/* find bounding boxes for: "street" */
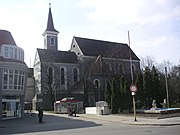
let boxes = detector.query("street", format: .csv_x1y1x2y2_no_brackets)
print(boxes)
0,113,180,135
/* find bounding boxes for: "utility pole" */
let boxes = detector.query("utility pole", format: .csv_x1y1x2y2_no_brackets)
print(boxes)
128,31,137,121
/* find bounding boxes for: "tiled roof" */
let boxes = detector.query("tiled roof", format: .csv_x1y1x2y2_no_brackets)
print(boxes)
37,49,78,63
0,30,17,46
74,37,139,60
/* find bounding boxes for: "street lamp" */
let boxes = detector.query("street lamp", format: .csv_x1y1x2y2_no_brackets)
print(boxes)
165,67,170,108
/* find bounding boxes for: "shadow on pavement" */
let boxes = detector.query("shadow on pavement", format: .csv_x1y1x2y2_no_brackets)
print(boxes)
0,113,102,134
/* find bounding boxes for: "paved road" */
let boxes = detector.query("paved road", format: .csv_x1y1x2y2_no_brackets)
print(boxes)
0,113,180,135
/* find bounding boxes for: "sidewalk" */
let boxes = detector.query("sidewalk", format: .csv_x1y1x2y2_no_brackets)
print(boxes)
1,112,180,128
76,113,180,126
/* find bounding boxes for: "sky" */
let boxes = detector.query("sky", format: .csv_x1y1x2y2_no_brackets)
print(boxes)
0,0,180,67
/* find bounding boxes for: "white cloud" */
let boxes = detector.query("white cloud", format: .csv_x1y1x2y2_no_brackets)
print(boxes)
78,0,180,25
78,0,142,25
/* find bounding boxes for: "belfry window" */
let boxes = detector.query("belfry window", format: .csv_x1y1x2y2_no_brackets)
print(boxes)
50,37,55,45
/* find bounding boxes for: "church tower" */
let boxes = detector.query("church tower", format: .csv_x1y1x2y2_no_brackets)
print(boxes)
43,3,59,50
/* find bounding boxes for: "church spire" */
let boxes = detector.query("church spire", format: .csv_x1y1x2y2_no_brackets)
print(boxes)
43,2,59,51
44,2,59,33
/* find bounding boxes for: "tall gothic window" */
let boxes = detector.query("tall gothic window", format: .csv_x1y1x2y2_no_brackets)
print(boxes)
60,68,65,85
73,68,78,83
48,67,53,84
94,79,100,88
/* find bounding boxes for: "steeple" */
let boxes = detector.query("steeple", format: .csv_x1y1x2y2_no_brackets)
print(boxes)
43,2,59,51
45,3,59,33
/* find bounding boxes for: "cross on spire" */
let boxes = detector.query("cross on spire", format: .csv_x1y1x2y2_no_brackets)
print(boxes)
49,0,51,8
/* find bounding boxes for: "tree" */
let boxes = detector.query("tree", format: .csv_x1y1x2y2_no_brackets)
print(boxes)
168,64,180,104
104,81,112,109
143,67,153,108
41,65,59,110
119,75,129,112
151,66,162,107
78,57,98,107
111,78,119,114
135,71,144,109
140,56,157,70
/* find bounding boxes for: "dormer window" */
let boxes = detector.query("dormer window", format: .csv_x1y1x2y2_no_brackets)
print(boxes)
50,37,55,45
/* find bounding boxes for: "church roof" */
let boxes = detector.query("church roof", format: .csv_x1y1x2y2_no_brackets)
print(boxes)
74,37,140,60
0,30,17,46
37,49,78,63
44,5,59,33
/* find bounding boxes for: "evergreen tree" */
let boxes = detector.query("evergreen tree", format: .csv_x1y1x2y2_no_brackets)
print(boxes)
151,66,162,107
135,71,144,109
105,81,112,109
143,67,153,108
168,64,180,104
122,78,130,111
111,78,119,114
119,75,128,112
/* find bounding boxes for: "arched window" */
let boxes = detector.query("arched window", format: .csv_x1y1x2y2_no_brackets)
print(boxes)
73,68,78,83
94,79,100,88
48,67,53,84
50,37,54,45
60,67,65,85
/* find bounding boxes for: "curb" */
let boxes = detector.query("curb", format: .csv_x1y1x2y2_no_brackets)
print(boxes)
130,123,180,126
79,114,180,126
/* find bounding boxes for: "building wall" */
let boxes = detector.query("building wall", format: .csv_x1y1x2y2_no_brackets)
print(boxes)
25,78,35,102
0,67,2,119
35,62,83,110
79,56,140,107
0,61,28,119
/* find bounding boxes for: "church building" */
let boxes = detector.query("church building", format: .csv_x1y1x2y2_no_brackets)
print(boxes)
33,3,140,110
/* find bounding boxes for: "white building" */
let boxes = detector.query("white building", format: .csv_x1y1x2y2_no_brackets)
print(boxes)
0,30,28,120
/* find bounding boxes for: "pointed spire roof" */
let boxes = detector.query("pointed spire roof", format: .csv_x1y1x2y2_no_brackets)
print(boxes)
44,3,59,33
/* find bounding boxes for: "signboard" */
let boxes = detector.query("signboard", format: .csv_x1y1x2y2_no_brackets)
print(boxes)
130,84,138,93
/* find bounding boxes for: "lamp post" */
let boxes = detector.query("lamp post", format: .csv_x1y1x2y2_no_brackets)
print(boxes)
165,67,170,108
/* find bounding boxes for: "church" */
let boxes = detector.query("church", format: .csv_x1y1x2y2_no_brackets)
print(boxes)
33,4,140,110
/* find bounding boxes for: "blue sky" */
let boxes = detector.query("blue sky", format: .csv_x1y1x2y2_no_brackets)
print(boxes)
0,0,179,67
